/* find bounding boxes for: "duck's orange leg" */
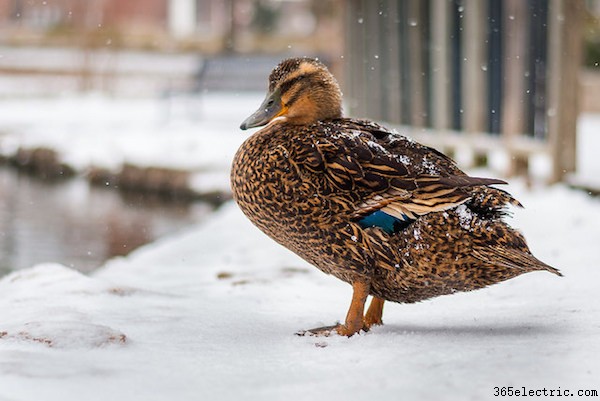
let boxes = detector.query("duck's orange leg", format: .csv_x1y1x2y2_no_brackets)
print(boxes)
299,280,370,337
335,280,370,336
364,297,384,328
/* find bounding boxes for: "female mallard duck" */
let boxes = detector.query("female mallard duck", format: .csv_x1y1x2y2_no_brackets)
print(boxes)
231,57,560,337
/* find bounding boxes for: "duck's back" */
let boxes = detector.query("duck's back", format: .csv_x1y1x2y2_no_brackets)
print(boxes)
231,118,458,251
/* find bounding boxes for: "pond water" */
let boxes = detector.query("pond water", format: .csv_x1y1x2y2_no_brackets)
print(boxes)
0,166,215,277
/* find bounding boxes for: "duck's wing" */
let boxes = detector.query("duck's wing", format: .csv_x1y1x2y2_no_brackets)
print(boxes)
295,119,505,222
355,174,506,222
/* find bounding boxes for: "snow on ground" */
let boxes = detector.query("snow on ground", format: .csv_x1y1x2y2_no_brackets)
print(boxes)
0,91,599,399
0,184,599,401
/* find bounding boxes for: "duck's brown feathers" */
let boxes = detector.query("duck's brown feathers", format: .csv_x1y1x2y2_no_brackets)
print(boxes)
231,117,559,304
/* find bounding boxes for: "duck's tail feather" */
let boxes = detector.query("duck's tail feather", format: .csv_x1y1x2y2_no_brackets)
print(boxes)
472,247,562,277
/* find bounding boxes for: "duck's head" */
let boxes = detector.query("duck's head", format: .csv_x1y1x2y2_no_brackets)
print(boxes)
240,57,343,130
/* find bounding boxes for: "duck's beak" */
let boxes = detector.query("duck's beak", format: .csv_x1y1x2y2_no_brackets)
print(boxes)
240,90,285,130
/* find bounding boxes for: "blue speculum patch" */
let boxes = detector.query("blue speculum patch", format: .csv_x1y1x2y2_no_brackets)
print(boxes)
357,210,413,234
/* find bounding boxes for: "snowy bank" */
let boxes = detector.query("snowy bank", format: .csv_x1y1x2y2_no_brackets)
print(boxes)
1,181,599,401
0,92,262,196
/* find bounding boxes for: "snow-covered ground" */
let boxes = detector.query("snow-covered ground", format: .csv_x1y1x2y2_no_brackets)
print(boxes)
0,185,599,401
0,92,599,400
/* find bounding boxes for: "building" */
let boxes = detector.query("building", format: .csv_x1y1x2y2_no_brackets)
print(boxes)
343,0,584,183
0,0,340,53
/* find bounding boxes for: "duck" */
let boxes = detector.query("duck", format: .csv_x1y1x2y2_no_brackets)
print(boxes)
231,57,561,337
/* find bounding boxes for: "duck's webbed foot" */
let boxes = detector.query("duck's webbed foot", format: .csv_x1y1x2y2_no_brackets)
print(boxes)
296,321,368,337
296,324,344,337
296,281,374,337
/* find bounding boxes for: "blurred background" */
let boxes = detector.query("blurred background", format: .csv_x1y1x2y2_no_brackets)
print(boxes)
0,0,599,276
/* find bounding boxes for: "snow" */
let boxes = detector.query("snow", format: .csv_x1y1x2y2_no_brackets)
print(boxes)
0,92,261,194
0,90,599,399
1,187,599,400
422,157,440,175
455,204,474,230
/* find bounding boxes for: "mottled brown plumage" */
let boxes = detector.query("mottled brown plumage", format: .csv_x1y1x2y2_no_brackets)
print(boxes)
231,57,560,337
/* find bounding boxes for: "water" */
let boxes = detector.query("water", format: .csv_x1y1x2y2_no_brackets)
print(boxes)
0,167,215,277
